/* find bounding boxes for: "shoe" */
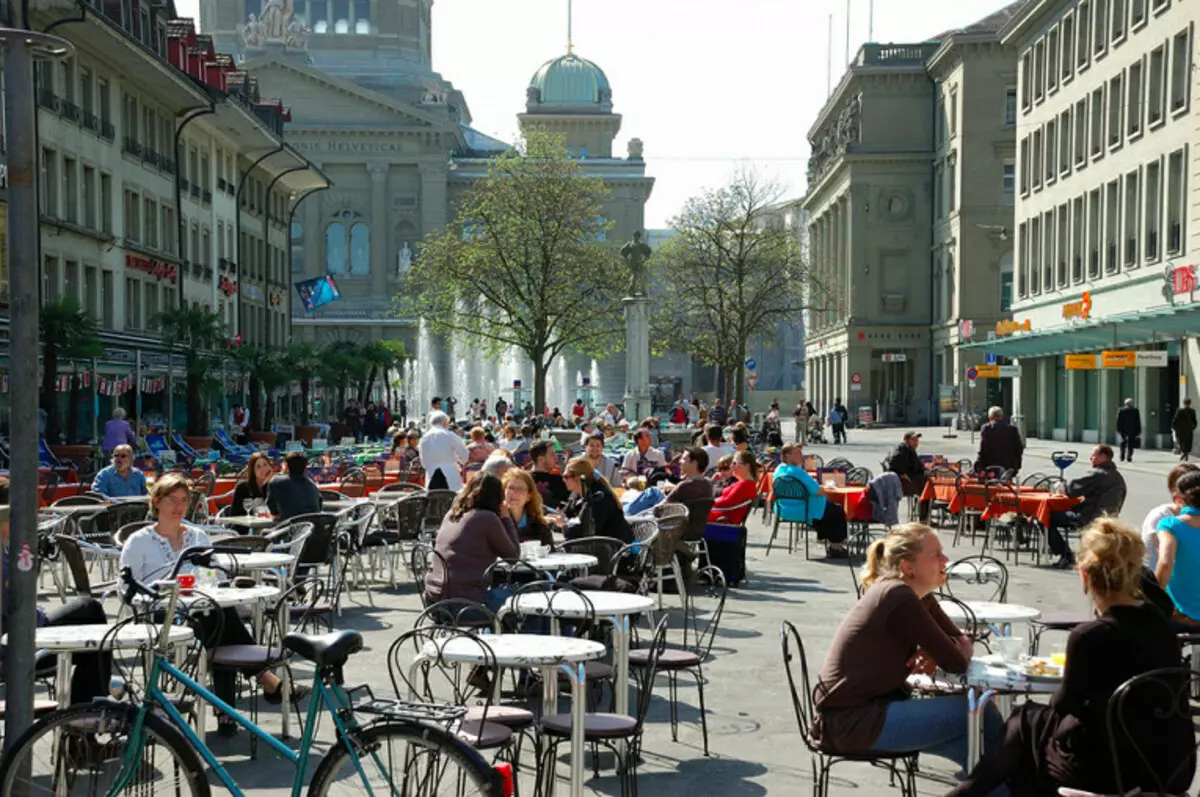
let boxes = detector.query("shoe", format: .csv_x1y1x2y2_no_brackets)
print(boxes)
217,716,238,737
263,684,310,706
1052,554,1075,570
825,547,849,560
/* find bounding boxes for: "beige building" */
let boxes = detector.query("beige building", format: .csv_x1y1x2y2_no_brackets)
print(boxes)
204,1,653,407
803,3,1024,424
970,0,1198,448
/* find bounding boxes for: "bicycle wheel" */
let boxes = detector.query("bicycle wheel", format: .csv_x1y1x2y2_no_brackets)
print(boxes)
308,720,501,797
0,701,210,797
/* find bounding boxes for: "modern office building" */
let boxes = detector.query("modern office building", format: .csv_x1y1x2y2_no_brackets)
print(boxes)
968,0,1197,448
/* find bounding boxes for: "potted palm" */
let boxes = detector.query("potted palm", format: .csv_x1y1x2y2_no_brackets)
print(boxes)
286,341,321,444
40,297,104,461
153,306,224,450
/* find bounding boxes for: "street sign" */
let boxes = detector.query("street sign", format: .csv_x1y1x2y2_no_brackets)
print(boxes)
986,353,998,365
744,357,757,372
968,380,977,389
965,366,979,380
881,353,907,363
958,319,974,339
1101,350,1137,368
975,365,1001,378
998,365,1022,378
850,372,862,384
1137,350,1168,367
1065,354,1098,370
849,382,862,391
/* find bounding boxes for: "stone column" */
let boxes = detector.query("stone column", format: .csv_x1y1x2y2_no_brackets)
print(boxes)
1097,369,1119,444
1037,357,1056,439
1066,370,1084,441
367,162,389,296
623,296,652,422
418,163,452,398
304,188,322,279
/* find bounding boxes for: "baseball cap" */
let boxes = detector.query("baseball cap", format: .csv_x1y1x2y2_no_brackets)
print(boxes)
903,431,922,441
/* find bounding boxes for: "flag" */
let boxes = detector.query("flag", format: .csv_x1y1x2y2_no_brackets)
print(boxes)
295,275,341,311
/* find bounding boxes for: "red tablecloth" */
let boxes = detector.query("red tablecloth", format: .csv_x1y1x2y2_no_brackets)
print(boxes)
919,481,1044,515
823,486,872,521
980,491,1082,528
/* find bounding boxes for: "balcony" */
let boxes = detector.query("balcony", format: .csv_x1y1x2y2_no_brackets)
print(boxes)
37,89,59,111
856,43,940,66
217,178,228,193
203,266,213,282
122,137,143,158
141,149,159,168
180,177,190,193
189,184,200,200
202,189,212,205
161,158,175,176
100,121,115,141
82,111,99,131
60,100,80,123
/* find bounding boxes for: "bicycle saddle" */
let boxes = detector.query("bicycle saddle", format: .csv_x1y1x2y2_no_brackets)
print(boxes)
283,630,364,668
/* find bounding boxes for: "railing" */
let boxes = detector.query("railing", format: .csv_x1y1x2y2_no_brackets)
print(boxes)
180,177,190,193
100,121,115,141
857,43,939,66
217,178,228,193
202,189,212,204
60,100,80,123
82,110,99,131
37,89,59,111
122,137,143,157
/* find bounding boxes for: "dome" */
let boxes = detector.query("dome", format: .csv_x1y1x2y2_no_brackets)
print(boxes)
528,53,612,108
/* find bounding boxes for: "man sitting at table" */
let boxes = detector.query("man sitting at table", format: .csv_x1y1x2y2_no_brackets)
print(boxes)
621,429,667,481
773,443,848,558
529,440,569,509
701,424,732,469
664,447,714,505
885,431,929,521
1046,444,1127,569
91,444,149,498
267,451,322,521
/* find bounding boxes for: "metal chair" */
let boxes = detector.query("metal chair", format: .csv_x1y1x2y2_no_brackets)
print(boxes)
423,489,458,537
943,554,1009,602
768,475,815,558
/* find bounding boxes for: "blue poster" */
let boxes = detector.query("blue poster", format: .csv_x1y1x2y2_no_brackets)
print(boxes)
295,275,342,311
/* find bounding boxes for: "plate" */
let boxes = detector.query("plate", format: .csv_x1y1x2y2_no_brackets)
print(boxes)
1020,657,1062,682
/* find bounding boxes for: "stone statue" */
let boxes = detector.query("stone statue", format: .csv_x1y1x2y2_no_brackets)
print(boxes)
238,13,263,46
397,242,413,275
260,0,287,39
627,137,644,160
620,231,652,297
285,16,311,49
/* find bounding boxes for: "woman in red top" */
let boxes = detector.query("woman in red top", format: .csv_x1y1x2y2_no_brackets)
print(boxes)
709,450,759,524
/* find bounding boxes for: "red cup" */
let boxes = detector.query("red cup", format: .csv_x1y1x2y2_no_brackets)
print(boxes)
176,574,195,594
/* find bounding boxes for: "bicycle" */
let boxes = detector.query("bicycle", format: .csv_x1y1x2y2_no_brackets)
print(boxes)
0,546,509,797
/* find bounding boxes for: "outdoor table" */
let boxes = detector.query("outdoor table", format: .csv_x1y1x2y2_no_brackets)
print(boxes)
8,623,195,710
501,590,655,719
422,633,605,797
945,559,1004,583
822,486,870,520
42,503,111,517
940,601,1041,635
212,551,295,582
211,515,279,531
496,552,599,575
979,491,1083,528
321,499,365,513
960,655,1060,768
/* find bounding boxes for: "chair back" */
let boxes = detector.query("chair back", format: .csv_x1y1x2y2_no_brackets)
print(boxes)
279,512,341,566
340,467,368,498
416,599,497,632
680,497,715,542
649,513,687,568
52,534,91,593
629,616,669,735
413,545,451,605
1106,666,1200,796
684,566,728,661
52,495,104,507
319,489,350,502
41,471,60,505
944,555,1009,602
1034,476,1067,494
554,536,625,576
387,627,500,732
780,620,822,753
934,592,982,644
482,559,548,589
377,482,426,496
825,457,853,471
423,490,458,535
771,475,812,522
846,466,872,486
114,520,155,546
192,471,216,497
214,534,271,552
390,493,429,541
1019,472,1047,486
508,580,595,632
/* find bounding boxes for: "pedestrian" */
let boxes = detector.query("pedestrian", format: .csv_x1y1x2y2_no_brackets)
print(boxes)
1174,398,1197,461
1115,397,1141,462
793,401,808,443
974,406,1023,474
828,398,848,444
397,396,408,425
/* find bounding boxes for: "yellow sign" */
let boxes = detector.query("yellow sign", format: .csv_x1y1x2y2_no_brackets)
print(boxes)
1062,291,1093,320
1101,350,1136,368
995,318,1032,336
974,365,1001,378
1065,354,1098,370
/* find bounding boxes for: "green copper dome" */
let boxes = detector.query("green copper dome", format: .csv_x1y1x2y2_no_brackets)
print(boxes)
528,53,612,108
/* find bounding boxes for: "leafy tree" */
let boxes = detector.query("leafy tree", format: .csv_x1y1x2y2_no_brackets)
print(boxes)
651,169,821,402
227,343,265,431
153,306,226,436
39,297,104,444
228,344,290,431
404,129,624,414
356,340,409,405
318,341,368,412
285,342,320,426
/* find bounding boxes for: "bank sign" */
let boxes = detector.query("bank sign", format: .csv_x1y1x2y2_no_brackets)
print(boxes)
1165,264,1197,303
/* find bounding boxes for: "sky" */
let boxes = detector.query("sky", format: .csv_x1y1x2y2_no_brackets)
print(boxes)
178,0,1023,227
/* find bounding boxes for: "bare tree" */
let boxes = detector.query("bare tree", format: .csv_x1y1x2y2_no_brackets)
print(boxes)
652,169,827,402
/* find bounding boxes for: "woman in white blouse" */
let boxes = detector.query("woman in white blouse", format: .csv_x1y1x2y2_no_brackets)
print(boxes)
119,473,304,736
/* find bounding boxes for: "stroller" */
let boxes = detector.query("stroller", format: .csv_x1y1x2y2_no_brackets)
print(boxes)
807,417,827,444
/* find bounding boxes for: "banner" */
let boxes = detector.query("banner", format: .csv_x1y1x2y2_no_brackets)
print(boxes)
140,377,165,394
295,275,342,311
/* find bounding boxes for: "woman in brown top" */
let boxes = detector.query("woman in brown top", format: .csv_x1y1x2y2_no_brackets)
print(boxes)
814,524,996,773
423,473,520,610
948,519,1194,797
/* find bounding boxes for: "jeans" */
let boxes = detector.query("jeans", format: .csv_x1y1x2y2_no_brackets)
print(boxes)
870,694,1007,795
1047,510,1080,557
832,423,847,444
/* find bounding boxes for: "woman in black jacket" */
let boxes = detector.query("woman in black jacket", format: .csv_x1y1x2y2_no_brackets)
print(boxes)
556,457,633,544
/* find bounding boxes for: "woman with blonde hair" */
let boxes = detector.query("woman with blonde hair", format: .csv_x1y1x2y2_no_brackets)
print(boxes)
502,468,554,546
950,519,1193,796
557,457,632,544
812,524,990,773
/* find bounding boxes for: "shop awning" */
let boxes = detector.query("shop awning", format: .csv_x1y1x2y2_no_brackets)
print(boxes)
960,303,1200,359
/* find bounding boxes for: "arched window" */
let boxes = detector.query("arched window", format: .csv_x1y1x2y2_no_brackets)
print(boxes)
349,223,370,275
291,221,304,278
325,222,346,274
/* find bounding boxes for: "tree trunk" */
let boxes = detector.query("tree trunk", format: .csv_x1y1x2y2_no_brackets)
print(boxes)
41,342,60,443
264,387,275,430
186,373,205,436
300,378,311,426
735,363,745,405
337,382,347,412
247,374,262,431
385,369,392,411
532,356,547,423
364,366,379,403
722,368,734,405
65,372,82,445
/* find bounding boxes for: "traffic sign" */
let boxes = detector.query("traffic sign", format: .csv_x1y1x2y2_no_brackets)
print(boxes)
744,357,757,372
958,319,974,339
986,353,997,365
975,365,1001,378
965,366,979,380
881,353,907,363
850,372,862,385
969,380,977,389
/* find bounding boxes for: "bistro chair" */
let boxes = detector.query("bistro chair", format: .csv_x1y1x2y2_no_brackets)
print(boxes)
943,554,1009,603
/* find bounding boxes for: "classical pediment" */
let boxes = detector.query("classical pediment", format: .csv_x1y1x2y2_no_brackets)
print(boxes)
240,53,454,130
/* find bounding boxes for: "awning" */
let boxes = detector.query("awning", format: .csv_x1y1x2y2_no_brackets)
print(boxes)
960,303,1200,358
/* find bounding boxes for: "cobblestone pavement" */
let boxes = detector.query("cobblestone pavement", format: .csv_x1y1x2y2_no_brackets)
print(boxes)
78,428,1185,795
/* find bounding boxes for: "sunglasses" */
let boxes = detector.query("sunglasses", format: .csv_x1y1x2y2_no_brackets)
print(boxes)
113,454,130,460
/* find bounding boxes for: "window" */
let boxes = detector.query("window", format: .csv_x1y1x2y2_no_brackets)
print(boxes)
1043,210,1055,288
1149,45,1165,123
1108,74,1123,145
1062,15,1075,79
1030,216,1042,293
82,166,96,230
124,189,140,243
142,105,157,156
1019,137,1030,194
97,77,110,128
1034,40,1046,101
201,228,210,267
1018,222,1029,297
325,222,346,274
1048,28,1060,91
125,277,139,329
144,198,157,249
947,156,957,212
40,148,57,217
1057,204,1069,285
1094,0,1108,53
1128,60,1143,135
60,58,74,103
1074,99,1087,166
1167,149,1185,253
1004,87,1017,125
1021,52,1032,109
100,173,112,234
1072,197,1084,282
64,260,78,300
84,265,98,319
1124,169,1140,265
1059,110,1071,174
1032,129,1044,188
200,153,210,193
102,270,114,328
1046,119,1057,179
79,66,93,116
1078,0,1092,66
144,281,157,322
190,226,199,267
1003,160,1015,202
1171,30,1189,112
1088,188,1102,276
44,256,59,302
949,88,958,135
121,93,137,145
62,157,77,224
1131,0,1145,27
1145,159,1161,260
1111,0,1126,41
163,206,175,253
1105,179,1120,271
1091,87,1104,156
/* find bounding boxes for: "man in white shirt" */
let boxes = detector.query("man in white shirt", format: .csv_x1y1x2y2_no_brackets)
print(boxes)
418,411,469,492
621,429,667,479
701,424,732,470
229,404,249,443
599,403,619,426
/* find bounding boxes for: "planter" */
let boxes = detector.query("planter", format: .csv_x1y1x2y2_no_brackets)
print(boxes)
183,436,214,453
50,444,94,468
248,431,278,447
295,425,321,446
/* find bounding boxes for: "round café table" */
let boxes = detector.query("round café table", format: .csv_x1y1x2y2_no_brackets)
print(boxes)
421,633,605,797
940,601,1041,635
496,552,599,575
211,551,295,583
960,655,1060,768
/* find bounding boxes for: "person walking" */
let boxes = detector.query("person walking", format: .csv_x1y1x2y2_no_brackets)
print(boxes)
828,398,848,444
397,396,408,426
1174,398,1197,461
974,406,1024,474
1115,397,1142,462
792,401,807,443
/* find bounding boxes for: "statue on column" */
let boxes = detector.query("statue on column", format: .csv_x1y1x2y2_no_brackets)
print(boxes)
620,230,652,297
397,242,413,275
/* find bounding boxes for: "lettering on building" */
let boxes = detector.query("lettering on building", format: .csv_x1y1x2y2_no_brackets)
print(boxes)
290,141,407,154
995,318,1032,336
1165,264,1197,303
1062,291,1092,321
125,253,178,284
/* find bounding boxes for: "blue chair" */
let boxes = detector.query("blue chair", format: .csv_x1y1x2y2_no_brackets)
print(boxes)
171,432,214,463
768,475,816,558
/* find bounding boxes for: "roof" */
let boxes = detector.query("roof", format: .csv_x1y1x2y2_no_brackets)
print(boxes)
528,53,611,108
928,0,1031,42
458,124,513,157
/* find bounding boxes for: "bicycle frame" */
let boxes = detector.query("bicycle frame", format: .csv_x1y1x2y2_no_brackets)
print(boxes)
107,651,378,797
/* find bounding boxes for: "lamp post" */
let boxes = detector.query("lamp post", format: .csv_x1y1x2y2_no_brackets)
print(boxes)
0,16,73,750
